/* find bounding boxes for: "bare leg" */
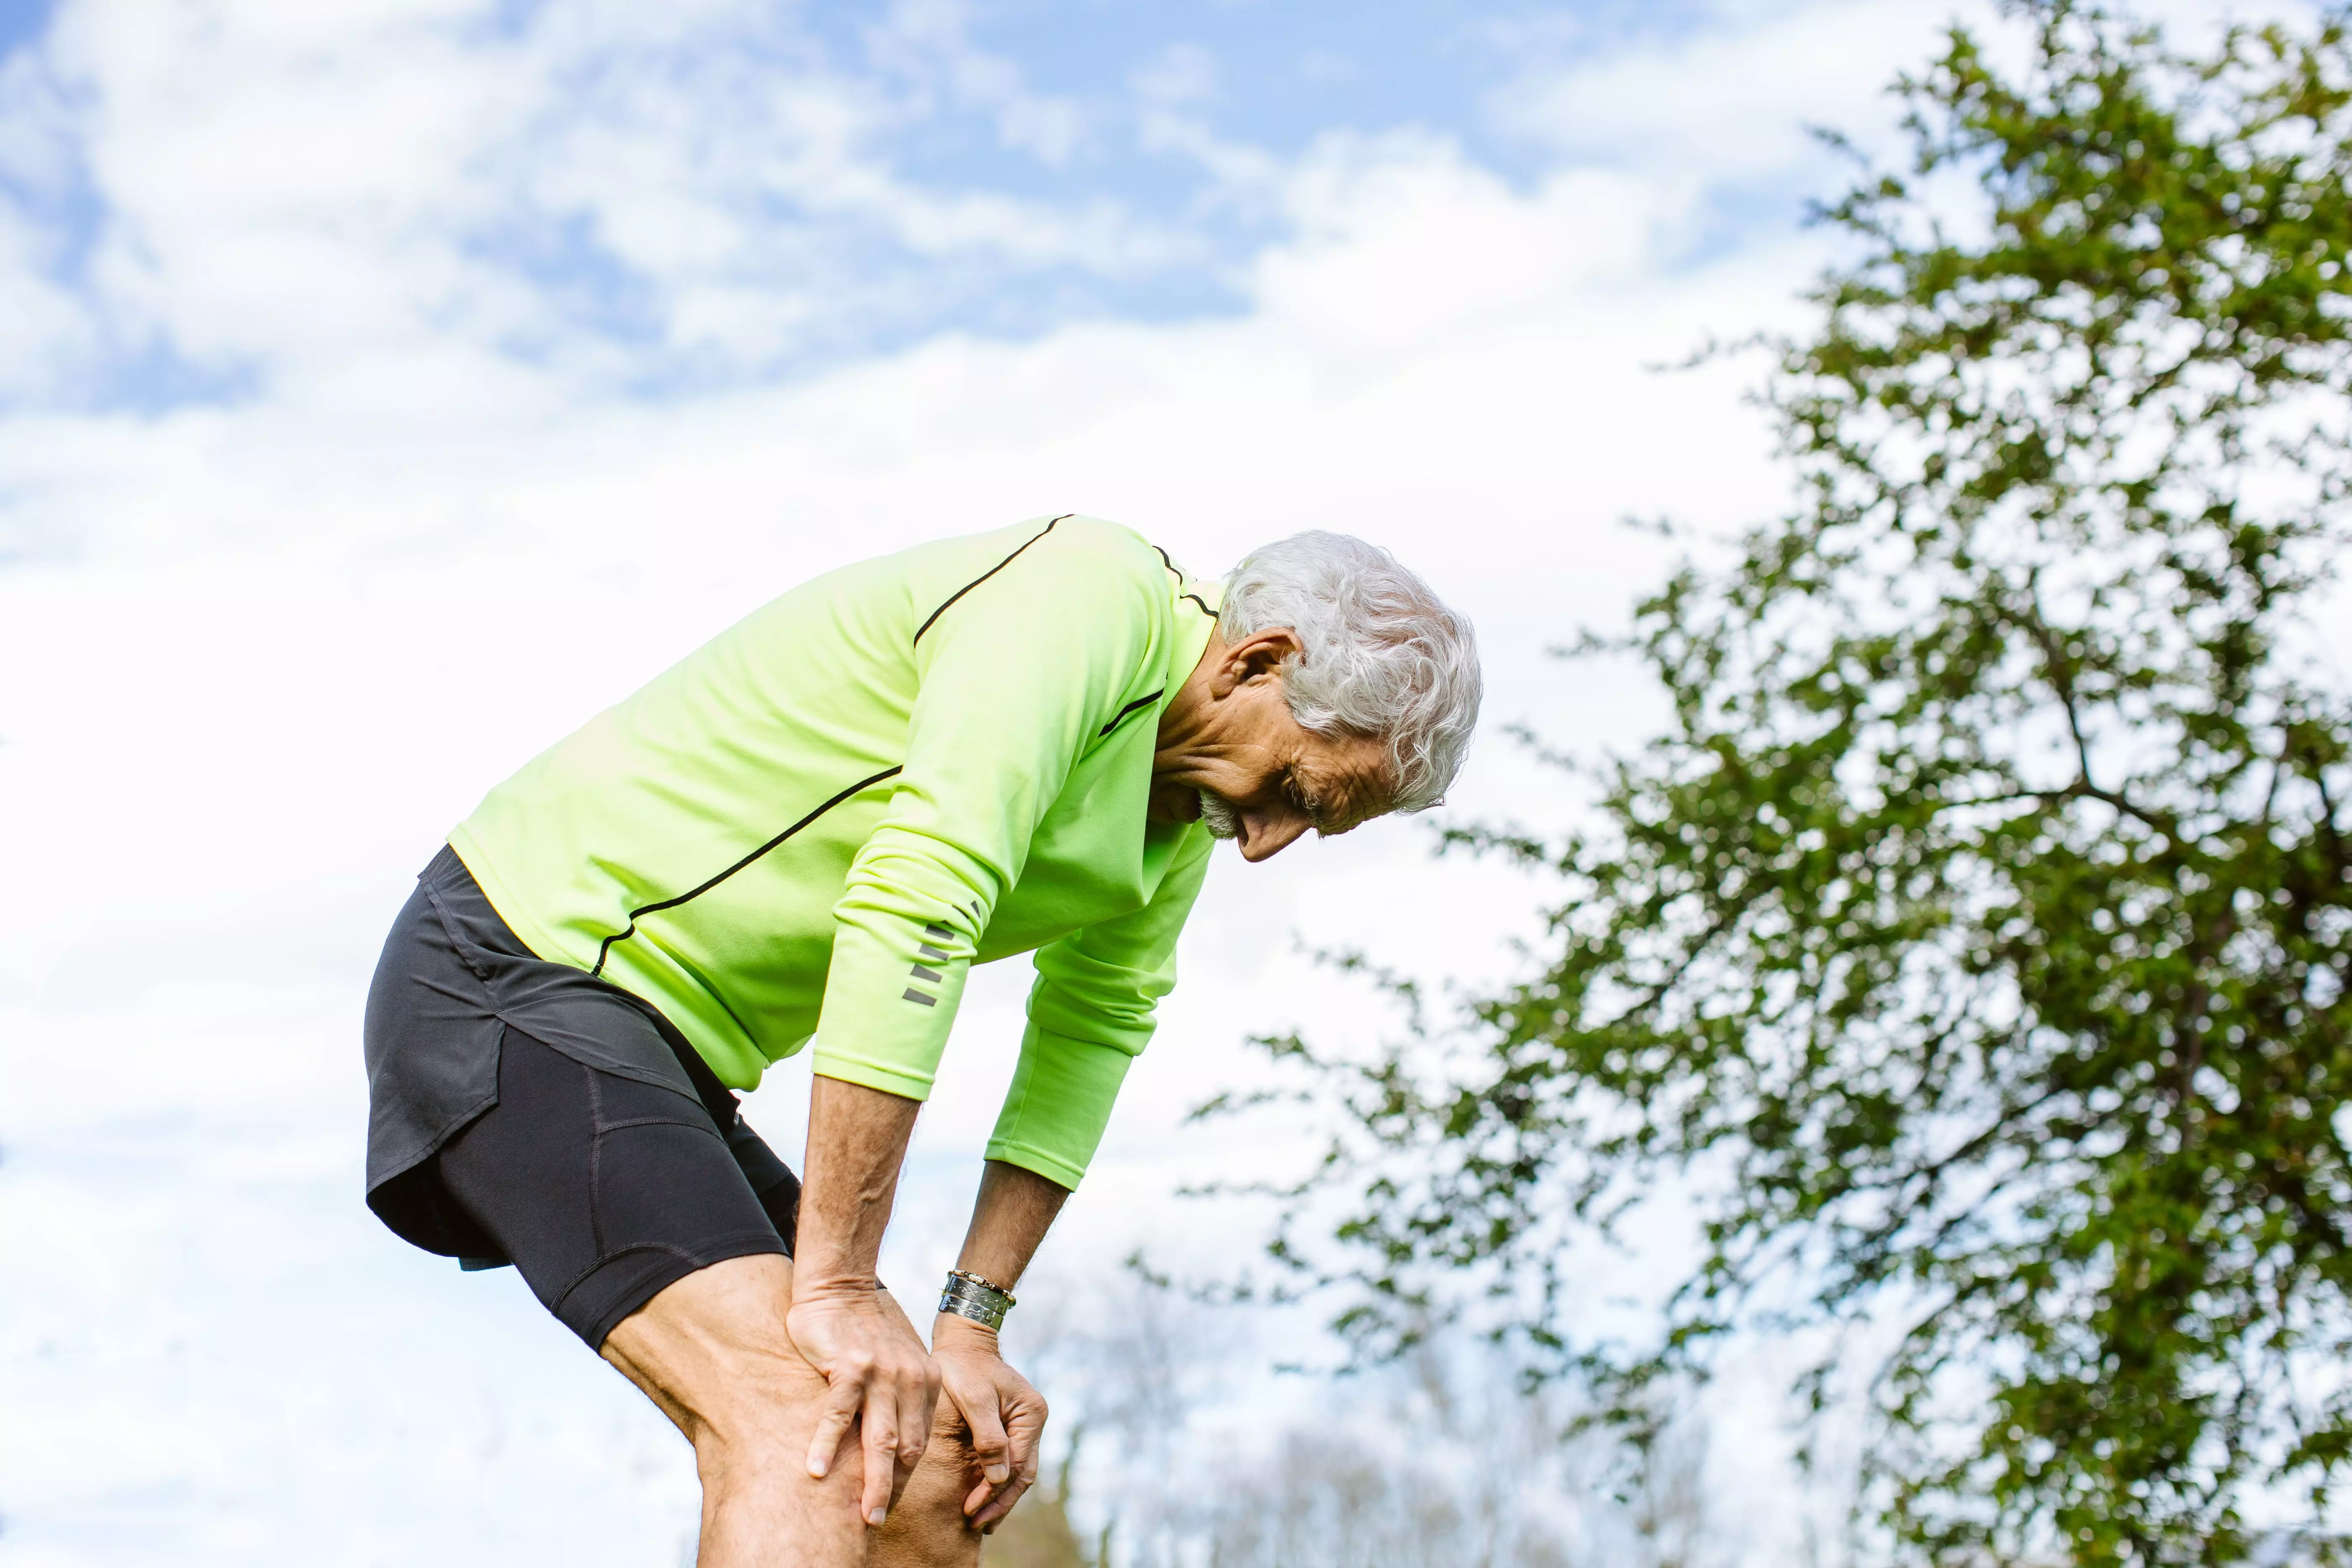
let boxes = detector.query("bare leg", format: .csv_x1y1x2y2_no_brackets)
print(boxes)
602,1254,868,1568
600,1254,986,1568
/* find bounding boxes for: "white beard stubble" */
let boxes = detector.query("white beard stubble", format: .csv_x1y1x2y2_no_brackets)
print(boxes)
1197,789,1241,840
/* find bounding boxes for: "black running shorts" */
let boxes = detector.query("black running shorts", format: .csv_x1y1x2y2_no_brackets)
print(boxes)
364,846,799,1348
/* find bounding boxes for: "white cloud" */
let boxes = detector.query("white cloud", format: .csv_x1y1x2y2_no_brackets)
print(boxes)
861,0,1094,165
1495,0,2334,190
0,203,92,400
1494,0,1972,179
1252,131,1666,360
0,48,97,403
9,0,1206,406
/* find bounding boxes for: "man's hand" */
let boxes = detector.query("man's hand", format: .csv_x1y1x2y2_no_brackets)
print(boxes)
790,1074,929,1526
786,1283,940,1527
932,1314,1047,1532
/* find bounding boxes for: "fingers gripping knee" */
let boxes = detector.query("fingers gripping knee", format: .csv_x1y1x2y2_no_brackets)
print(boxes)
871,1405,983,1568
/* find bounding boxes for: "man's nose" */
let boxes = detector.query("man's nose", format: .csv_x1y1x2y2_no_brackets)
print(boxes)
1237,809,1312,863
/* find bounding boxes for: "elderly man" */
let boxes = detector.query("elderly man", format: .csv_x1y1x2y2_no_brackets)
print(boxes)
362,515,1480,1565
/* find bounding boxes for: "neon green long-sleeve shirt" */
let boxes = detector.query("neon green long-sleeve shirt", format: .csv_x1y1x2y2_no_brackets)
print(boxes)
448,515,1221,1189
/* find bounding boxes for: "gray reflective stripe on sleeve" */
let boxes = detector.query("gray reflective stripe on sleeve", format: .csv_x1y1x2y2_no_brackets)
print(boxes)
903,988,938,1006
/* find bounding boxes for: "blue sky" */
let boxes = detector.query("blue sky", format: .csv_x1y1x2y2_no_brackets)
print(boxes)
0,0,50,55
0,0,1812,415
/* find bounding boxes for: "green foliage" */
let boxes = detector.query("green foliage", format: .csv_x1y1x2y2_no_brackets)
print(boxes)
1277,5,2352,1562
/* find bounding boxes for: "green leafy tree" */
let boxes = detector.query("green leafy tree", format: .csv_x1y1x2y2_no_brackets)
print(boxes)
1270,4,2352,1562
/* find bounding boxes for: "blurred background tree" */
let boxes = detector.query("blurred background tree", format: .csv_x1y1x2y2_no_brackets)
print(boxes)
1261,3,2352,1563
976,1265,1717,1568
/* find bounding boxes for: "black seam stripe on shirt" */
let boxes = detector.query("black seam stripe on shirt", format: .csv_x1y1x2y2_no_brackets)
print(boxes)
1099,688,1165,738
912,515,1072,645
592,764,906,977
1150,539,1218,622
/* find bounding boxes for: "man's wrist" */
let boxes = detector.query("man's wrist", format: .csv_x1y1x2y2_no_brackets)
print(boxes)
933,1311,1000,1351
791,1268,882,1300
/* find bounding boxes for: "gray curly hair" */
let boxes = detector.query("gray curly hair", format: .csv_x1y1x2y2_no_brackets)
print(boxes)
1219,531,1481,813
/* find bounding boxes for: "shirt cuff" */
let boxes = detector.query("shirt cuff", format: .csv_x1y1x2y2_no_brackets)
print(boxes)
984,1023,1135,1189
810,916,971,1101
810,1048,937,1103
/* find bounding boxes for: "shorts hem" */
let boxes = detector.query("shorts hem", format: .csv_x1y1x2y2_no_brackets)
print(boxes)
560,1231,793,1350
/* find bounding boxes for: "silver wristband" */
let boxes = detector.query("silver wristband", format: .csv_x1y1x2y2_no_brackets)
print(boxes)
937,1269,1016,1331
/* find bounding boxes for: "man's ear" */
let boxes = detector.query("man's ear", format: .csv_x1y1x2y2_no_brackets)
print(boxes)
1229,628,1302,685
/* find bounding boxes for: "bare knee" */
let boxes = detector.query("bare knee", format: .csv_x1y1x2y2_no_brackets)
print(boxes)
870,1405,983,1568
599,1255,879,1565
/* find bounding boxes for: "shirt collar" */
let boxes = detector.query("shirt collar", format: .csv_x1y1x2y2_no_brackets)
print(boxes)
1164,577,1222,702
